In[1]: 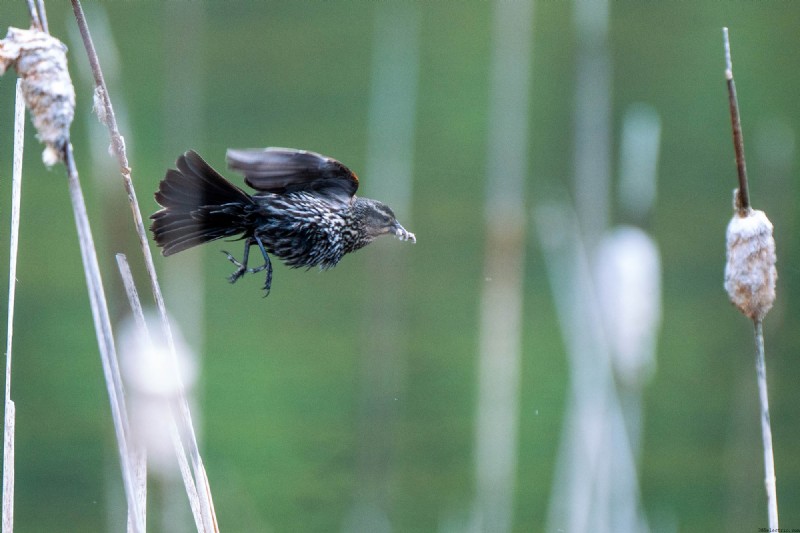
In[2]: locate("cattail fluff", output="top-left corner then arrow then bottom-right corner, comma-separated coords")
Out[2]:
596,226 -> 661,387
118,313 -> 197,477
0,27 -> 75,166
724,200 -> 777,321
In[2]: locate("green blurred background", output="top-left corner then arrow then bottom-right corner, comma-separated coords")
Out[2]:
0,1 -> 799,531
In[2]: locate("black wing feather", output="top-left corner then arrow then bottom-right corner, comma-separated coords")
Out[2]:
226,147 -> 359,203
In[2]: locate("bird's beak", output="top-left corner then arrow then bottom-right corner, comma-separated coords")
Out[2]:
392,222 -> 416,243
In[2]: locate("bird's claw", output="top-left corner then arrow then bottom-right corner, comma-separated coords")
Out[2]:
223,250 -> 246,284
262,264 -> 273,297
228,268 -> 245,284
222,249 -> 266,284
222,238 -> 273,295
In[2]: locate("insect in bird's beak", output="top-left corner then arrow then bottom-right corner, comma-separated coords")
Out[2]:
393,222 -> 416,243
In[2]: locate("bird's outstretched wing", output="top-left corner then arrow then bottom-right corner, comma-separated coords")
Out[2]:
226,147 -> 359,203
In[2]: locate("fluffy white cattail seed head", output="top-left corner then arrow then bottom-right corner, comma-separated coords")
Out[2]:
119,314 -> 197,478
0,27 -> 75,166
724,204 -> 777,321
596,226 -> 662,388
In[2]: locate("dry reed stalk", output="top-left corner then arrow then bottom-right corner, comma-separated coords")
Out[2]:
63,143 -> 144,533
115,253 -> 207,532
2,78 -> 26,533
70,2 -> 218,529
114,255 -> 148,533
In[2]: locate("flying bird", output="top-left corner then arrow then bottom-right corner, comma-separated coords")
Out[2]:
150,148 -> 415,295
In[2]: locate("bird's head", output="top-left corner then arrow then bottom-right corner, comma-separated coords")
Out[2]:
355,198 -> 416,244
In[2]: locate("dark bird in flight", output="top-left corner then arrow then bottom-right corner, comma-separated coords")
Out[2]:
150,148 -> 416,295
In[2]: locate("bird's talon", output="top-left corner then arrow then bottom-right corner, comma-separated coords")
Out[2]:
228,268 -> 246,284
222,250 -> 243,268
221,237 -> 274,294
262,274 -> 273,296
248,264 -> 267,275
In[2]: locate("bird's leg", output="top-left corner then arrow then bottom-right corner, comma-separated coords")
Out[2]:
221,236 -> 273,294
222,237 -> 266,284
252,236 -> 273,295
222,242 -> 249,284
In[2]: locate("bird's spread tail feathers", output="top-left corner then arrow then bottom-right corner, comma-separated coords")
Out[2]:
150,150 -> 255,256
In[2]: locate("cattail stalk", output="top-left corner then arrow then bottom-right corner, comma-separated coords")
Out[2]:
754,320 -> 778,527
70,2 -> 218,529
722,27 -> 779,528
2,78 -> 26,533
63,143 -> 144,533
723,27 -> 750,215
115,253 -> 207,532
114,255 -> 148,533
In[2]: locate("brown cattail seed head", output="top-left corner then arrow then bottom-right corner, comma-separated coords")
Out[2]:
724,204 -> 777,321
0,27 -> 75,166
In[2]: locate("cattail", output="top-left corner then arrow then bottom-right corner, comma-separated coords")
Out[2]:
724,197 -> 777,321
0,27 -> 75,166
722,27 -> 780,528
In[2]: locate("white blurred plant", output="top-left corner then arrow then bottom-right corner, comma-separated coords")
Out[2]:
541,102 -> 661,533
471,1 -> 532,532
596,227 -> 661,390
539,5 -> 662,533
344,3 -> 419,532
595,224 -> 661,478
118,313 -> 198,480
